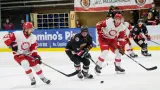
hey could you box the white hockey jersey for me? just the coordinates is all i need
[102,18,126,39]
[3,31,38,55]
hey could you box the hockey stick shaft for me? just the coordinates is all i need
[150,40,160,45]
[41,62,78,77]
[123,53,157,70]
[88,55,108,68]
[106,41,157,71]
[25,55,78,77]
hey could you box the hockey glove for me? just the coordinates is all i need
[137,34,144,39]
[118,46,125,55]
[76,48,89,58]
[34,55,42,64]
[10,42,18,52]
[146,35,151,41]
[84,53,91,59]
[81,48,90,58]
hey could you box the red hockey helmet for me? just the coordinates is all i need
[22,22,33,30]
[114,13,122,19]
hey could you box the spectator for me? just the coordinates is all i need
[107,6,121,19]
[146,12,157,25]
[3,18,14,30]
[132,10,139,25]
[148,3,159,18]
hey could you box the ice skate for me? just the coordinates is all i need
[77,71,83,79]
[94,65,102,75]
[82,70,93,79]
[141,51,151,57]
[114,62,125,74]
[130,53,138,58]
[31,77,36,86]
[41,77,51,84]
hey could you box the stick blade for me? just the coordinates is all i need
[66,71,79,77]
[146,66,157,71]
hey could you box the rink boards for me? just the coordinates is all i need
[0,26,160,52]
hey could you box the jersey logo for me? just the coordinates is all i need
[21,42,30,50]
[109,30,117,36]
[75,37,79,41]
[134,28,138,31]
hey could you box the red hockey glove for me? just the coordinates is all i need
[146,35,151,41]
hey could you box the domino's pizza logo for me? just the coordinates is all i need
[80,0,90,10]
[135,0,146,7]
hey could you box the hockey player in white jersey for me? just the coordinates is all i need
[3,22,51,86]
[122,17,138,58]
[95,14,126,74]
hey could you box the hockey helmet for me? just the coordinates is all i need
[81,26,88,32]
[114,13,122,19]
[138,19,144,24]
[80,26,88,37]
[23,22,33,30]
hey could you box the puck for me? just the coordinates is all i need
[100,81,104,83]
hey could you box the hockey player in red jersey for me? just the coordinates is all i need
[3,22,50,86]
[94,14,126,74]
[122,17,138,58]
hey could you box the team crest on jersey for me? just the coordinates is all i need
[109,30,117,36]
[21,42,30,50]
[75,37,79,41]
[80,0,90,10]
[135,0,146,7]
[134,28,138,31]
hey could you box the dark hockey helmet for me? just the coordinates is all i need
[138,19,144,24]
[80,26,88,37]
[80,26,88,33]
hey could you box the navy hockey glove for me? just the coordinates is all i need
[84,53,91,59]
[81,48,89,58]
[34,55,42,64]
[10,42,18,52]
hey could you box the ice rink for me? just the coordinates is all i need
[0,50,160,90]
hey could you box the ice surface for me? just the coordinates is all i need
[0,51,160,90]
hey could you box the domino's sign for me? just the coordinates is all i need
[33,28,96,48]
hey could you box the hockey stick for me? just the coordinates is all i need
[123,53,157,71]
[25,55,78,77]
[41,62,78,77]
[106,41,157,71]
[86,54,108,68]
[150,40,160,45]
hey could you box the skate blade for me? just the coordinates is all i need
[31,84,36,88]
[116,71,125,74]
[78,78,84,81]
[94,70,101,76]
[84,77,94,79]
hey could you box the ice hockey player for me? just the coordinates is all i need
[65,26,93,79]
[94,14,126,75]
[3,22,51,86]
[122,17,138,58]
[131,19,151,56]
